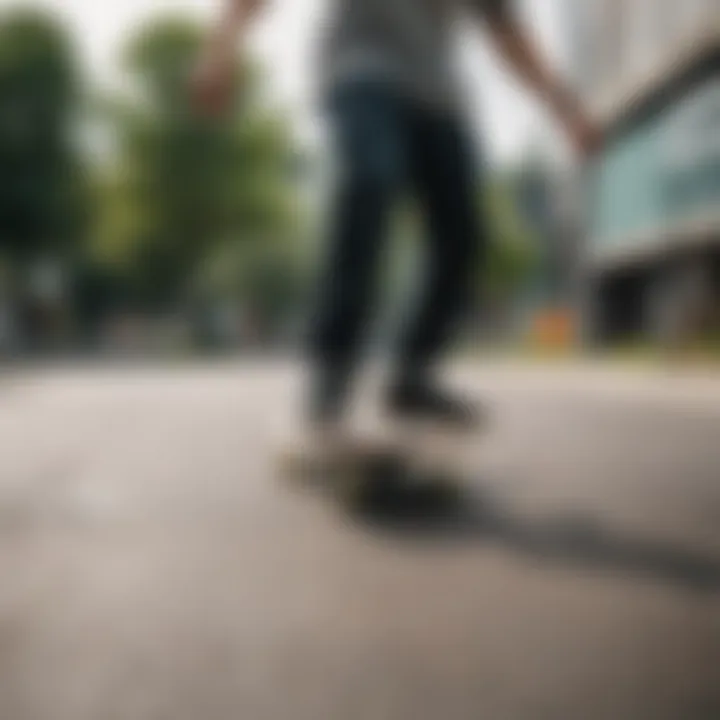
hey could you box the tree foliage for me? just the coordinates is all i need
[0,8,540,348]
[482,179,539,304]
[0,9,86,261]
[92,16,297,309]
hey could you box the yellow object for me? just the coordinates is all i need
[532,309,575,351]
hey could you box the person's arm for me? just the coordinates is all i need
[192,0,267,116]
[474,0,602,157]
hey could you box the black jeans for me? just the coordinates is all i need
[309,80,486,418]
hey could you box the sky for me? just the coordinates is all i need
[25,0,568,164]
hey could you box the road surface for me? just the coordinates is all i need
[1,360,719,720]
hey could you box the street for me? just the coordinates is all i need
[1,360,720,720]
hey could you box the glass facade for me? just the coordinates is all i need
[589,79,720,253]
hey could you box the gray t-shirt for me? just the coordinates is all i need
[320,0,510,111]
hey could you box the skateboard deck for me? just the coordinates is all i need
[278,419,478,508]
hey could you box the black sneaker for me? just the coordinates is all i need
[385,381,483,429]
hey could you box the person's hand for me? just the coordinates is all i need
[191,44,235,119]
[560,104,604,159]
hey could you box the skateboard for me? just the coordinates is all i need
[277,419,477,510]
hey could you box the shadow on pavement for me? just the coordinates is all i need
[345,478,720,594]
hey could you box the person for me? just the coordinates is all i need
[193,0,601,433]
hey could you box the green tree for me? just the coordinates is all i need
[93,16,296,309]
[0,9,86,262]
[482,178,539,307]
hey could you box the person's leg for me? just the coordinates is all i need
[389,109,486,423]
[308,81,407,423]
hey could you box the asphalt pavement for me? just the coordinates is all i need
[1,360,719,720]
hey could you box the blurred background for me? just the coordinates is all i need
[1,0,715,362]
[2,4,720,720]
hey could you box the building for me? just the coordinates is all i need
[564,0,720,344]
